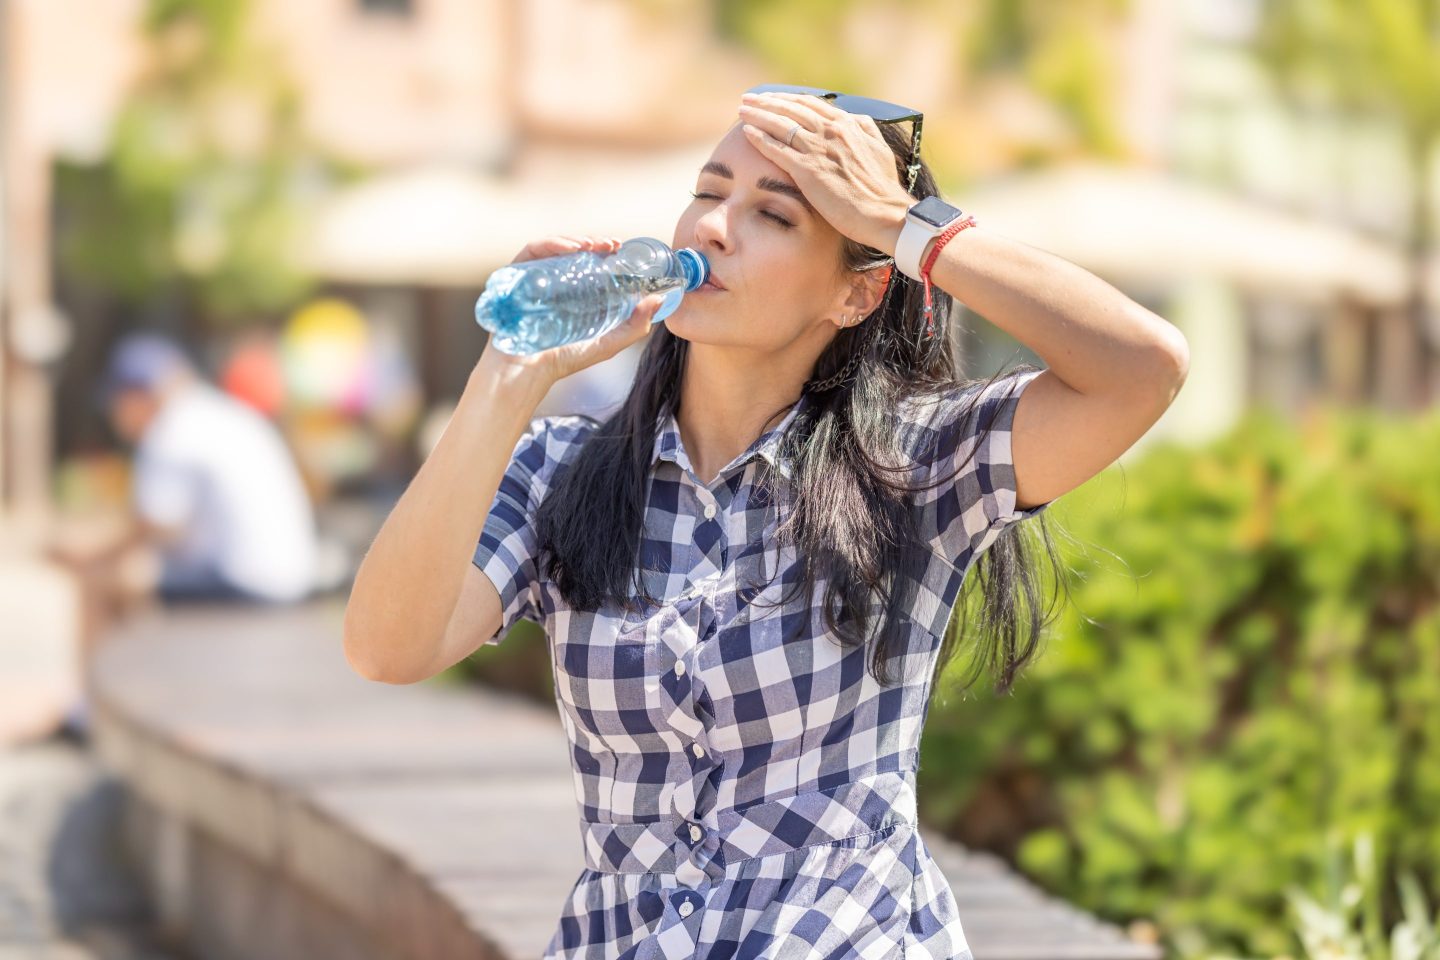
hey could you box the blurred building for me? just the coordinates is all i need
[1117,0,1435,423]
[962,0,1435,445]
[0,0,770,743]
[4,0,1438,527]
[0,0,766,522]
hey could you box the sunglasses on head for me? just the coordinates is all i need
[744,83,924,193]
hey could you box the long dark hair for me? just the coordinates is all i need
[534,122,1068,699]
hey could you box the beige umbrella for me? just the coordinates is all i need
[300,145,715,287]
[964,162,1409,306]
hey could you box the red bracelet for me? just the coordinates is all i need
[919,214,977,339]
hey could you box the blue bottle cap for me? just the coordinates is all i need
[676,248,709,292]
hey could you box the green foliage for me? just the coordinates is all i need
[1255,0,1440,151]
[54,0,352,326]
[919,403,1440,958]
[450,620,556,708]
[709,0,1134,181]
[960,0,1133,159]
[712,0,873,102]
[1280,832,1440,960]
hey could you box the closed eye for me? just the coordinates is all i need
[689,191,794,229]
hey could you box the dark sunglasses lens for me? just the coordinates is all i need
[831,94,917,123]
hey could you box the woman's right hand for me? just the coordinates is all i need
[475,234,668,389]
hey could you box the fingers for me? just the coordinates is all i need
[738,100,815,146]
[756,90,847,122]
[624,293,664,334]
[740,91,829,128]
[856,114,882,137]
[615,293,666,345]
[511,235,623,265]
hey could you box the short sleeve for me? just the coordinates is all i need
[914,368,1054,567]
[133,454,201,530]
[471,415,581,646]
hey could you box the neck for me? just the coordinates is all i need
[675,348,807,487]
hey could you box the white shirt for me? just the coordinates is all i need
[133,382,318,602]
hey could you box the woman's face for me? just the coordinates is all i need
[666,121,852,353]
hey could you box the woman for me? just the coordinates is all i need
[345,89,1189,959]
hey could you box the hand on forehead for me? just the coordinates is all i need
[731,90,912,253]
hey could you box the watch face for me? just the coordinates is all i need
[909,195,963,228]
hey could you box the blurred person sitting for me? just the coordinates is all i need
[86,331,319,606]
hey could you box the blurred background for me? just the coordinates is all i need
[1,0,1437,958]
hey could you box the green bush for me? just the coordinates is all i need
[919,404,1440,958]
[451,619,555,708]
[1276,831,1440,960]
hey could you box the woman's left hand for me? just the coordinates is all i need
[737,91,914,254]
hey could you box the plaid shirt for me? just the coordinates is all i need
[473,368,1051,959]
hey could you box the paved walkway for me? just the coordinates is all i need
[0,732,188,959]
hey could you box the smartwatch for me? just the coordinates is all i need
[895,196,966,281]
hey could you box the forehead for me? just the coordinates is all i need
[704,122,795,188]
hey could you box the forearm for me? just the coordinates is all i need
[97,519,154,565]
[873,217,1188,397]
[343,354,552,682]
[49,515,154,572]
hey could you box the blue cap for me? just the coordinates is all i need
[96,332,196,409]
[676,248,709,291]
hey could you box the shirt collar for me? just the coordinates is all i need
[652,392,809,482]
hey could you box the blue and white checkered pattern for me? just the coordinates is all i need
[473,368,1052,959]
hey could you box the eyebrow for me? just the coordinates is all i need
[699,160,815,216]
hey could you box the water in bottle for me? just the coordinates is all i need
[475,237,710,355]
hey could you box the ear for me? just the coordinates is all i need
[839,263,894,321]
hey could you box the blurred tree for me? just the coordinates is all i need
[956,0,1133,161]
[712,0,872,103]
[1255,0,1440,406]
[708,0,1133,183]
[54,0,350,330]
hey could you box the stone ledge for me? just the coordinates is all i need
[90,597,1161,960]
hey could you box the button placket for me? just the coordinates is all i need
[668,765,726,885]
[691,487,728,579]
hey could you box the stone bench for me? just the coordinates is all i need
[90,597,1161,960]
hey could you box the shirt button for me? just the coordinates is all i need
[678,900,695,918]
[688,823,702,842]
[690,743,703,758]
[674,660,686,676]
[703,503,716,520]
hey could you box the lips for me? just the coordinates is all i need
[702,274,726,290]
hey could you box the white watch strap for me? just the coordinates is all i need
[895,216,940,282]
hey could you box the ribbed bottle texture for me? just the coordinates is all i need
[475,237,709,355]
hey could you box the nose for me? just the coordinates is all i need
[692,202,733,255]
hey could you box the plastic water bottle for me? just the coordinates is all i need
[475,237,710,355]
